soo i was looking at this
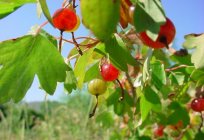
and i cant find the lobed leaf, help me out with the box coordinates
[0,31,67,103]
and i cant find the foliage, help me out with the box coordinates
[0,0,204,139]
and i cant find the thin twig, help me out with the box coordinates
[71,32,83,56]
[79,40,100,48]
[35,21,49,35]
[75,36,98,41]
[125,72,137,133]
[67,48,90,61]
[72,0,77,8]
[59,30,64,53]
[60,37,99,48]
[116,79,125,101]
[174,125,190,140]
[165,65,188,72]
[89,95,99,118]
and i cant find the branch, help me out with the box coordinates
[67,48,90,61]
[125,72,137,120]
[116,79,125,101]
[165,65,188,72]
[72,0,77,8]
[35,21,49,35]
[58,30,64,53]
[75,36,98,41]
[71,32,83,56]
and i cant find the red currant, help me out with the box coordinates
[191,98,204,112]
[139,18,176,49]
[52,8,78,31]
[100,63,119,81]
[154,125,164,137]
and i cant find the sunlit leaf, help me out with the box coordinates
[183,34,204,49]
[64,63,77,93]
[140,95,152,121]
[39,0,53,26]
[133,0,166,36]
[0,31,67,103]
[84,61,100,82]
[81,0,120,41]
[151,60,166,89]
[74,48,94,88]
[0,0,36,19]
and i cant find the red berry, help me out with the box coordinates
[139,18,176,49]
[101,63,119,81]
[191,98,204,112]
[52,8,78,31]
[154,125,164,137]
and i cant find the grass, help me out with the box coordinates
[0,91,116,140]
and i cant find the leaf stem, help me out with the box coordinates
[71,32,83,56]
[60,37,99,47]
[72,0,77,8]
[59,30,64,53]
[89,95,99,118]
[160,36,188,56]
[116,79,125,101]
[35,20,49,35]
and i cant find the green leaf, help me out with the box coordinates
[160,86,172,99]
[182,34,204,69]
[152,49,170,67]
[190,69,204,81]
[114,34,138,66]
[191,44,204,69]
[143,86,161,112]
[81,0,120,41]
[195,132,204,140]
[138,136,152,140]
[0,32,67,103]
[39,0,53,26]
[140,95,152,122]
[74,48,94,88]
[169,72,185,85]
[133,0,166,34]
[151,60,166,89]
[183,34,204,49]
[114,101,126,116]
[0,0,36,19]
[84,61,100,82]
[143,49,152,83]
[106,88,130,116]
[64,64,77,93]
[96,112,114,128]
[167,102,190,127]
[170,54,192,66]
[95,35,137,71]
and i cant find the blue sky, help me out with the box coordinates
[0,0,203,102]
